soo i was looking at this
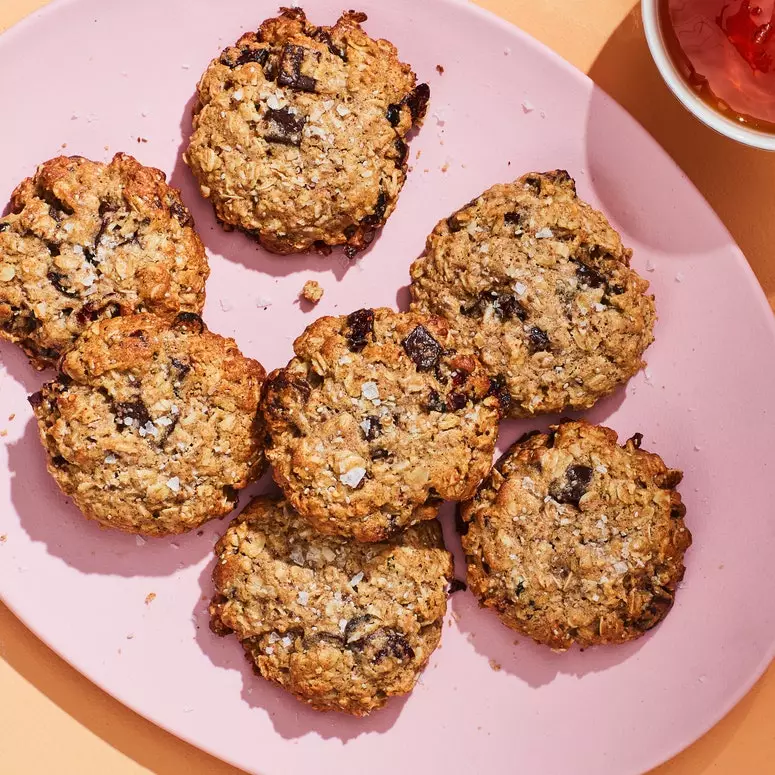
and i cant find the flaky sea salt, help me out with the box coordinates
[166,477,181,492]
[349,571,364,587]
[361,381,379,400]
[535,227,553,239]
[340,467,366,488]
[297,591,309,605]
[514,281,527,296]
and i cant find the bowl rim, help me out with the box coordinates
[641,0,775,151]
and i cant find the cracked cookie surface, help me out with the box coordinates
[0,153,207,369]
[460,420,691,650]
[410,170,655,417]
[210,496,453,715]
[186,7,428,256]
[262,307,501,542]
[30,313,266,536]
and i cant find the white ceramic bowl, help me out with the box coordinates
[642,0,775,150]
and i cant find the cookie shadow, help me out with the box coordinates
[169,93,379,282]
[0,339,49,394]
[193,550,408,741]
[7,417,239,577]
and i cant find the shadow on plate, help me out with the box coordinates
[7,417,248,576]
[193,557,407,741]
[0,339,49,394]
[168,93,378,283]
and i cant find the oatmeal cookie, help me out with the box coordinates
[0,153,208,369]
[460,420,690,650]
[30,313,265,536]
[410,170,655,417]
[262,307,501,542]
[186,7,429,256]
[210,496,453,715]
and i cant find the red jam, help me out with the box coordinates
[659,0,775,131]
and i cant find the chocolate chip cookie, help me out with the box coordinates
[0,154,208,369]
[410,170,656,417]
[30,313,265,536]
[262,308,501,542]
[210,496,453,715]
[460,420,690,650]
[186,7,429,256]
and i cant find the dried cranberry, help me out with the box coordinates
[401,325,443,371]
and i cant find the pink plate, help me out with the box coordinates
[1,1,774,773]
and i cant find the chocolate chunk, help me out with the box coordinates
[446,391,468,411]
[47,272,79,298]
[549,464,594,506]
[629,432,643,449]
[361,415,382,441]
[170,358,191,382]
[42,190,74,218]
[504,211,524,226]
[448,578,467,594]
[370,447,391,461]
[401,325,443,371]
[264,107,306,146]
[169,200,193,228]
[51,455,68,468]
[277,44,317,92]
[0,222,10,233]
[671,502,687,519]
[637,592,674,631]
[490,290,527,321]
[486,374,512,414]
[344,614,378,645]
[426,389,446,413]
[394,137,408,166]
[172,312,205,334]
[83,246,98,266]
[575,261,607,289]
[515,580,525,596]
[223,484,239,504]
[343,244,360,259]
[527,326,550,353]
[659,470,683,489]
[75,301,121,326]
[362,191,387,227]
[544,169,576,193]
[310,27,347,60]
[523,175,542,194]
[451,368,469,387]
[367,629,415,663]
[114,399,152,430]
[27,391,44,409]
[386,103,401,126]
[403,83,430,123]
[237,46,269,67]
[345,308,374,352]
[46,242,61,258]
[608,283,626,295]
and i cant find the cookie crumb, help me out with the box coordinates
[0,430,7,438]
[489,659,502,672]
[300,280,324,304]
[441,162,450,173]
[145,592,156,605]
[0,534,6,543]
[8,413,16,421]
[436,64,445,74]
[136,137,148,144]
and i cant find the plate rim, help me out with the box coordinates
[1,0,774,773]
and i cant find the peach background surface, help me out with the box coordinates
[0,1,773,773]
